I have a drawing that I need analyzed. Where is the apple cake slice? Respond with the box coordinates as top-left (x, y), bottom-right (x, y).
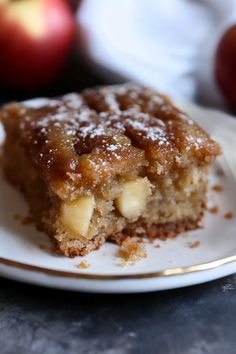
top-left (0, 85), bottom-right (221, 257)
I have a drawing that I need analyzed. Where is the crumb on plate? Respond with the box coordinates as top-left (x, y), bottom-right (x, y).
top-left (38, 244), bottom-right (48, 250)
top-left (208, 206), bottom-right (219, 214)
top-left (216, 169), bottom-right (224, 177)
top-left (212, 184), bottom-right (224, 192)
top-left (117, 259), bottom-right (127, 268)
top-left (118, 237), bottom-right (147, 264)
top-left (13, 213), bottom-right (34, 225)
top-left (13, 213), bottom-right (21, 220)
top-left (224, 211), bottom-right (233, 220)
top-left (188, 240), bottom-right (201, 249)
top-left (21, 216), bottom-right (34, 225)
top-left (39, 243), bottom-right (58, 255)
top-left (76, 260), bottom-right (90, 269)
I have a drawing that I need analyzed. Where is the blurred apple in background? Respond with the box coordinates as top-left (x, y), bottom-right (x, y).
top-left (215, 25), bottom-right (236, 109)
top-left (0, 0), bottom-right (76, 90)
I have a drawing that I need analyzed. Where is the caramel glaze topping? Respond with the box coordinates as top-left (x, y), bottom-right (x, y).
top-left (1, 85), bottom-right (221, 194)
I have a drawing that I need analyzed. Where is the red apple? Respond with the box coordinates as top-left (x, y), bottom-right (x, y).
top-left (0, 0), bottom-right (76, 90)
top-left (215, 25), bottom-right (236, 108)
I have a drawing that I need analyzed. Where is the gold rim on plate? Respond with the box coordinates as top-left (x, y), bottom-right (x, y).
top-left (0, 254), bottom-right (236, 280)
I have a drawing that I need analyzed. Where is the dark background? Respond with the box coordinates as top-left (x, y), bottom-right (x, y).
top-left (0, 52), bottom-right (236, 354)
top-left (0, 50), bottom-right (100, 104)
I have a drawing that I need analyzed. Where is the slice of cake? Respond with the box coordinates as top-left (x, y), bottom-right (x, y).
top-left (0, 85), bottom-right (221, 257)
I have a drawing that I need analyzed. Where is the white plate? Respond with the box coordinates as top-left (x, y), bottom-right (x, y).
top-left (0, 101), bottom-right (236, 293)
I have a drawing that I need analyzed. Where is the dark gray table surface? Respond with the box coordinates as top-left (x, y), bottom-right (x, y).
top-left (1, 275), bottom-right (236, 354)
top-left (0, 54), bottom-right (235, 354)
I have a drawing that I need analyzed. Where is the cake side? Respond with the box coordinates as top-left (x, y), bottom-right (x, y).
top-left (0, 85), bottom-right (221, 257)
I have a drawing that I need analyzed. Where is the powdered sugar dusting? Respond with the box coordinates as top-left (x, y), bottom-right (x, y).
top-left (22, 98), bottom-right (60, 109)
top-left (63, 93), bottom-right (83, 109)
top-left (78, 124), bottom-right (106, 139)
top-left (104, 91), bottom-right (120, 112)
top-left (126, 118), bottom-right (170, 145)
top-left (9, 84), bottom-right (219, 180)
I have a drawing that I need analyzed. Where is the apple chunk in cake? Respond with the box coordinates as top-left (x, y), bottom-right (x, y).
top-left (0, 85), bottom-right (221, 257)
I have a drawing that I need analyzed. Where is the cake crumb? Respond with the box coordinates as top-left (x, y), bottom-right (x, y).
top-left (224, 211), bottom-right (233, 220)
top-left (21, 216), bottom-right (34, 225)
top-left (188, 240), bottom-right (200, 249)
top-left (13, 213), bottom-right (21, 220)
top-left (39, 243), bottom-right (57, 255)
top-left (208, 206), bottom-right (219, 214)
top-left (76, 260), bottom-right (90, 269)
top-left (117, 259), bottom-right (127, 267)
top-left (39, 244), bottom-right (48, 250)
top-left (118, 237), bottom-right (147, 264)
top-left (216, 169), bottom-right (224, 177)
top-left (13, 213), bottom-right (34, 225)
top-left (212, 184), bottom-right (224, 192)
top-left (155, 244), bottom-right (160, 249)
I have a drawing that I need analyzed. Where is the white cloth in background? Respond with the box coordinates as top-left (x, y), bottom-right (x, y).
top-left (77, 0), bottom-right (236, 106)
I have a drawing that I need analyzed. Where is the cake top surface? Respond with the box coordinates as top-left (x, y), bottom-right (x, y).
top-left (1, 84), bottom-right (221, 189)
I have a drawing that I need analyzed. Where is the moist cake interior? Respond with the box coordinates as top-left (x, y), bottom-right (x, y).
top-left (0, 85), bottom-right (221, 257)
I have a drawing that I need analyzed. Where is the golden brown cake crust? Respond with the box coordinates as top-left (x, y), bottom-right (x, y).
top-left (49, 217), bottom-right (204, 258)
top-left (110, 215), bottom-right (203, 245)
top-left (1, 84), bottom-right (221, 195)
